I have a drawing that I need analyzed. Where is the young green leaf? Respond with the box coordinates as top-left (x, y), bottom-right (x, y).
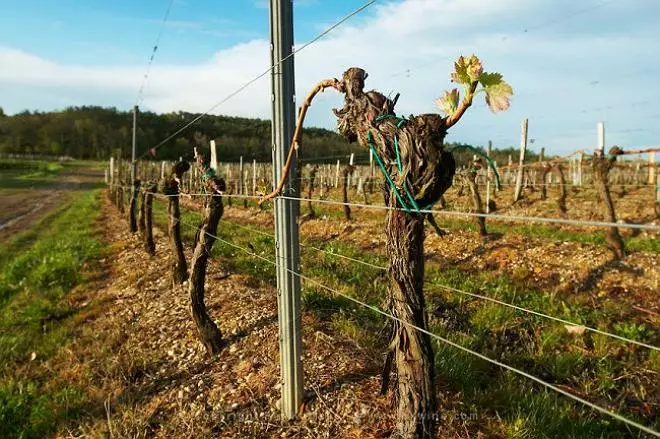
top-left (435, 88), bottom-right (460, 116)
top-left (451, 56), bottom-right (472, 85)
top-left (478, 72), bottom-right (504, 88)
top-left (452, 55), bottom-right (483, 85)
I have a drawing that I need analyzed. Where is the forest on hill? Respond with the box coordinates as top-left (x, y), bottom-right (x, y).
top-left (0, 106), bottom-right (536, 166)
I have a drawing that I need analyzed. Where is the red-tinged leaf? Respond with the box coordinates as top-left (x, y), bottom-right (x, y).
top-left (467, 55), bottom-right (483, 82)
top-left (484, 80), bottom-right (513, 113)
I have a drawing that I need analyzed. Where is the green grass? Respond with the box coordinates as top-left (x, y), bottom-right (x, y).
top-left (0, 158), bottom-right (64, 172)
top-left (0, 159), bottom-right (65, 189)
top-left (0, 199), bottom-right (73, 268)
top-left (0, 190), bottom-right (103, 439)
top-left (169, 202), bottom-right (657, 437)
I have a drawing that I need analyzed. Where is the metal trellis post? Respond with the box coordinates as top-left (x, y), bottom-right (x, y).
top-left (269, 0), bottom-right (303, 420)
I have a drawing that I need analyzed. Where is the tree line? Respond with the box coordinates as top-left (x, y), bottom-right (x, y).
top-left (0, 106), bottom-right (532, 166)
top-left (0, 106), bottom-right (363, 163)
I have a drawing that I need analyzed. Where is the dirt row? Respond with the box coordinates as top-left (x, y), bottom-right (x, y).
top-left (0, 167), bottom-right (103, 243)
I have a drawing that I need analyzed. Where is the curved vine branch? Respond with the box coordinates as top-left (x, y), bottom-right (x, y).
top-left (259, 78), bottom-right (343, 204)
top-left (445, 80), bottom-right (478, 129)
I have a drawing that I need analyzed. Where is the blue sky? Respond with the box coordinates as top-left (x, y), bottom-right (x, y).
top-left (1, 0), bottom-right (659, 155)
top-left (0, 0), bottom-right (333, 64)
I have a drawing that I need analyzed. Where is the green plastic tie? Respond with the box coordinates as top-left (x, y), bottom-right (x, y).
top-left (368, 131), bottom-right (412, 213)
top-left (394, 135), bottom-right (403, 173)
top-left (368, 117), bottom-right (425, 214)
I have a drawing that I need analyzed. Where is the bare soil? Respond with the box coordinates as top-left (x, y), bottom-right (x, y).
top-left (50, 195), bottom-right (491, 438)
top-left (0, 168), bottom-right (103, 242)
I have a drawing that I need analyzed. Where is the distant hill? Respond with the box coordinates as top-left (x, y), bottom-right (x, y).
top-left (0, 106), bottom-right (531, 166)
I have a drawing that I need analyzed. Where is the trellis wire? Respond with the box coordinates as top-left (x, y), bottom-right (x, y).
top-left (280, 195), bottom-right (660, 231)
top-left (188, 205), bottom-right (659, 352)
top-left (159, 209), bottom-right (660, 438)
top-left (137, 0), bottom-right (377, 161)
top-left (135, 0), bottom-right (176, 106)
top-left (113, 184), bottom-right (660, 231)
top-left (109, 183), bottom-right (660, 230)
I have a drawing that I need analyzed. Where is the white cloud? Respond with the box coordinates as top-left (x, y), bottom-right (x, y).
top-left (1, 0), bottom-right (659, 153)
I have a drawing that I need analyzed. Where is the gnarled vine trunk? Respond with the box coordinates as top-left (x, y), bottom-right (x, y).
top-left (129, 179), bottom-right (140, 233)
top-left (342, 165), bottom-right (354, 220)
top-left (554, 164), bottom-right (567, 214)
top-left (386, 208), bottom-right (437, 438)
top-left (332, 67), bottom-right (456, 439)
top-left (307, 165), bottom-right (317, 218)
top-left (263, 62), bottom-right (503, 439)
top-left (138, 184), bottom-right (147, 235)
top-left (159, 163), bottom-right (189, 286)
top-left (425, 213), bottom-right (447, 237)
top-left (168, 198), bottom-right (187, 284)
top-left (464, 168), bottom-right (487, 236)
top-left (117, 182), bottom-right (125, 213)
top-left (540, 164), bottom-right (550, 200)
top-left (592, 150), bottom-right (625, 259)
top-left (144, 182), bottom-right (157, 256)
top-left (189, 186), bottom-right (225, 355)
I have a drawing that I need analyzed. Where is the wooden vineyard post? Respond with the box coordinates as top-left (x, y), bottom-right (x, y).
top-left (369, 147), bottom-right (375, 194)
top-left (159, 162), bottom-right (189, 286)
top-left (348, 153), bottom-right (355, 189)
top-left (117, 158), bottom-right (125, 214)
top-left (110, 157), bottom-right (115, 185)
top-left (226, 164), bottom-right (233, 207)
top-left (239, 156), bottom-right (244, 206)
top-left (334, 159), bottom-right (340, 188)
top-left (655, 153), bottom-right (660, 207)
top-left (319, 166), bottom-right (326, 198)
top-left (578, 152), bottom-right (584, 186)
top-left (513, 118), bottom-right (528, 203)
top-left (593, 122), bottom-right (625, 259)
top-left (650, 152), bottom-right (656, 185)
top-left (241, 158), bottom-right (248, 208)
top-left (144, 182), bottom-right (158, 256)
top-left (109, 157), bottom-right (115, 205)
top-left (189, 152), bottom-right (226, 356)
top-left (252, 159), bottom-right (257, 196)
top-left (570, 156), bottom-right (577, 186)
top-left (210, 140), bottom-right (218, 172)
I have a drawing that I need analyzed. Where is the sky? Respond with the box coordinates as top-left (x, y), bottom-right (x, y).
top-left (0, 0), bottom-right (659, 155)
